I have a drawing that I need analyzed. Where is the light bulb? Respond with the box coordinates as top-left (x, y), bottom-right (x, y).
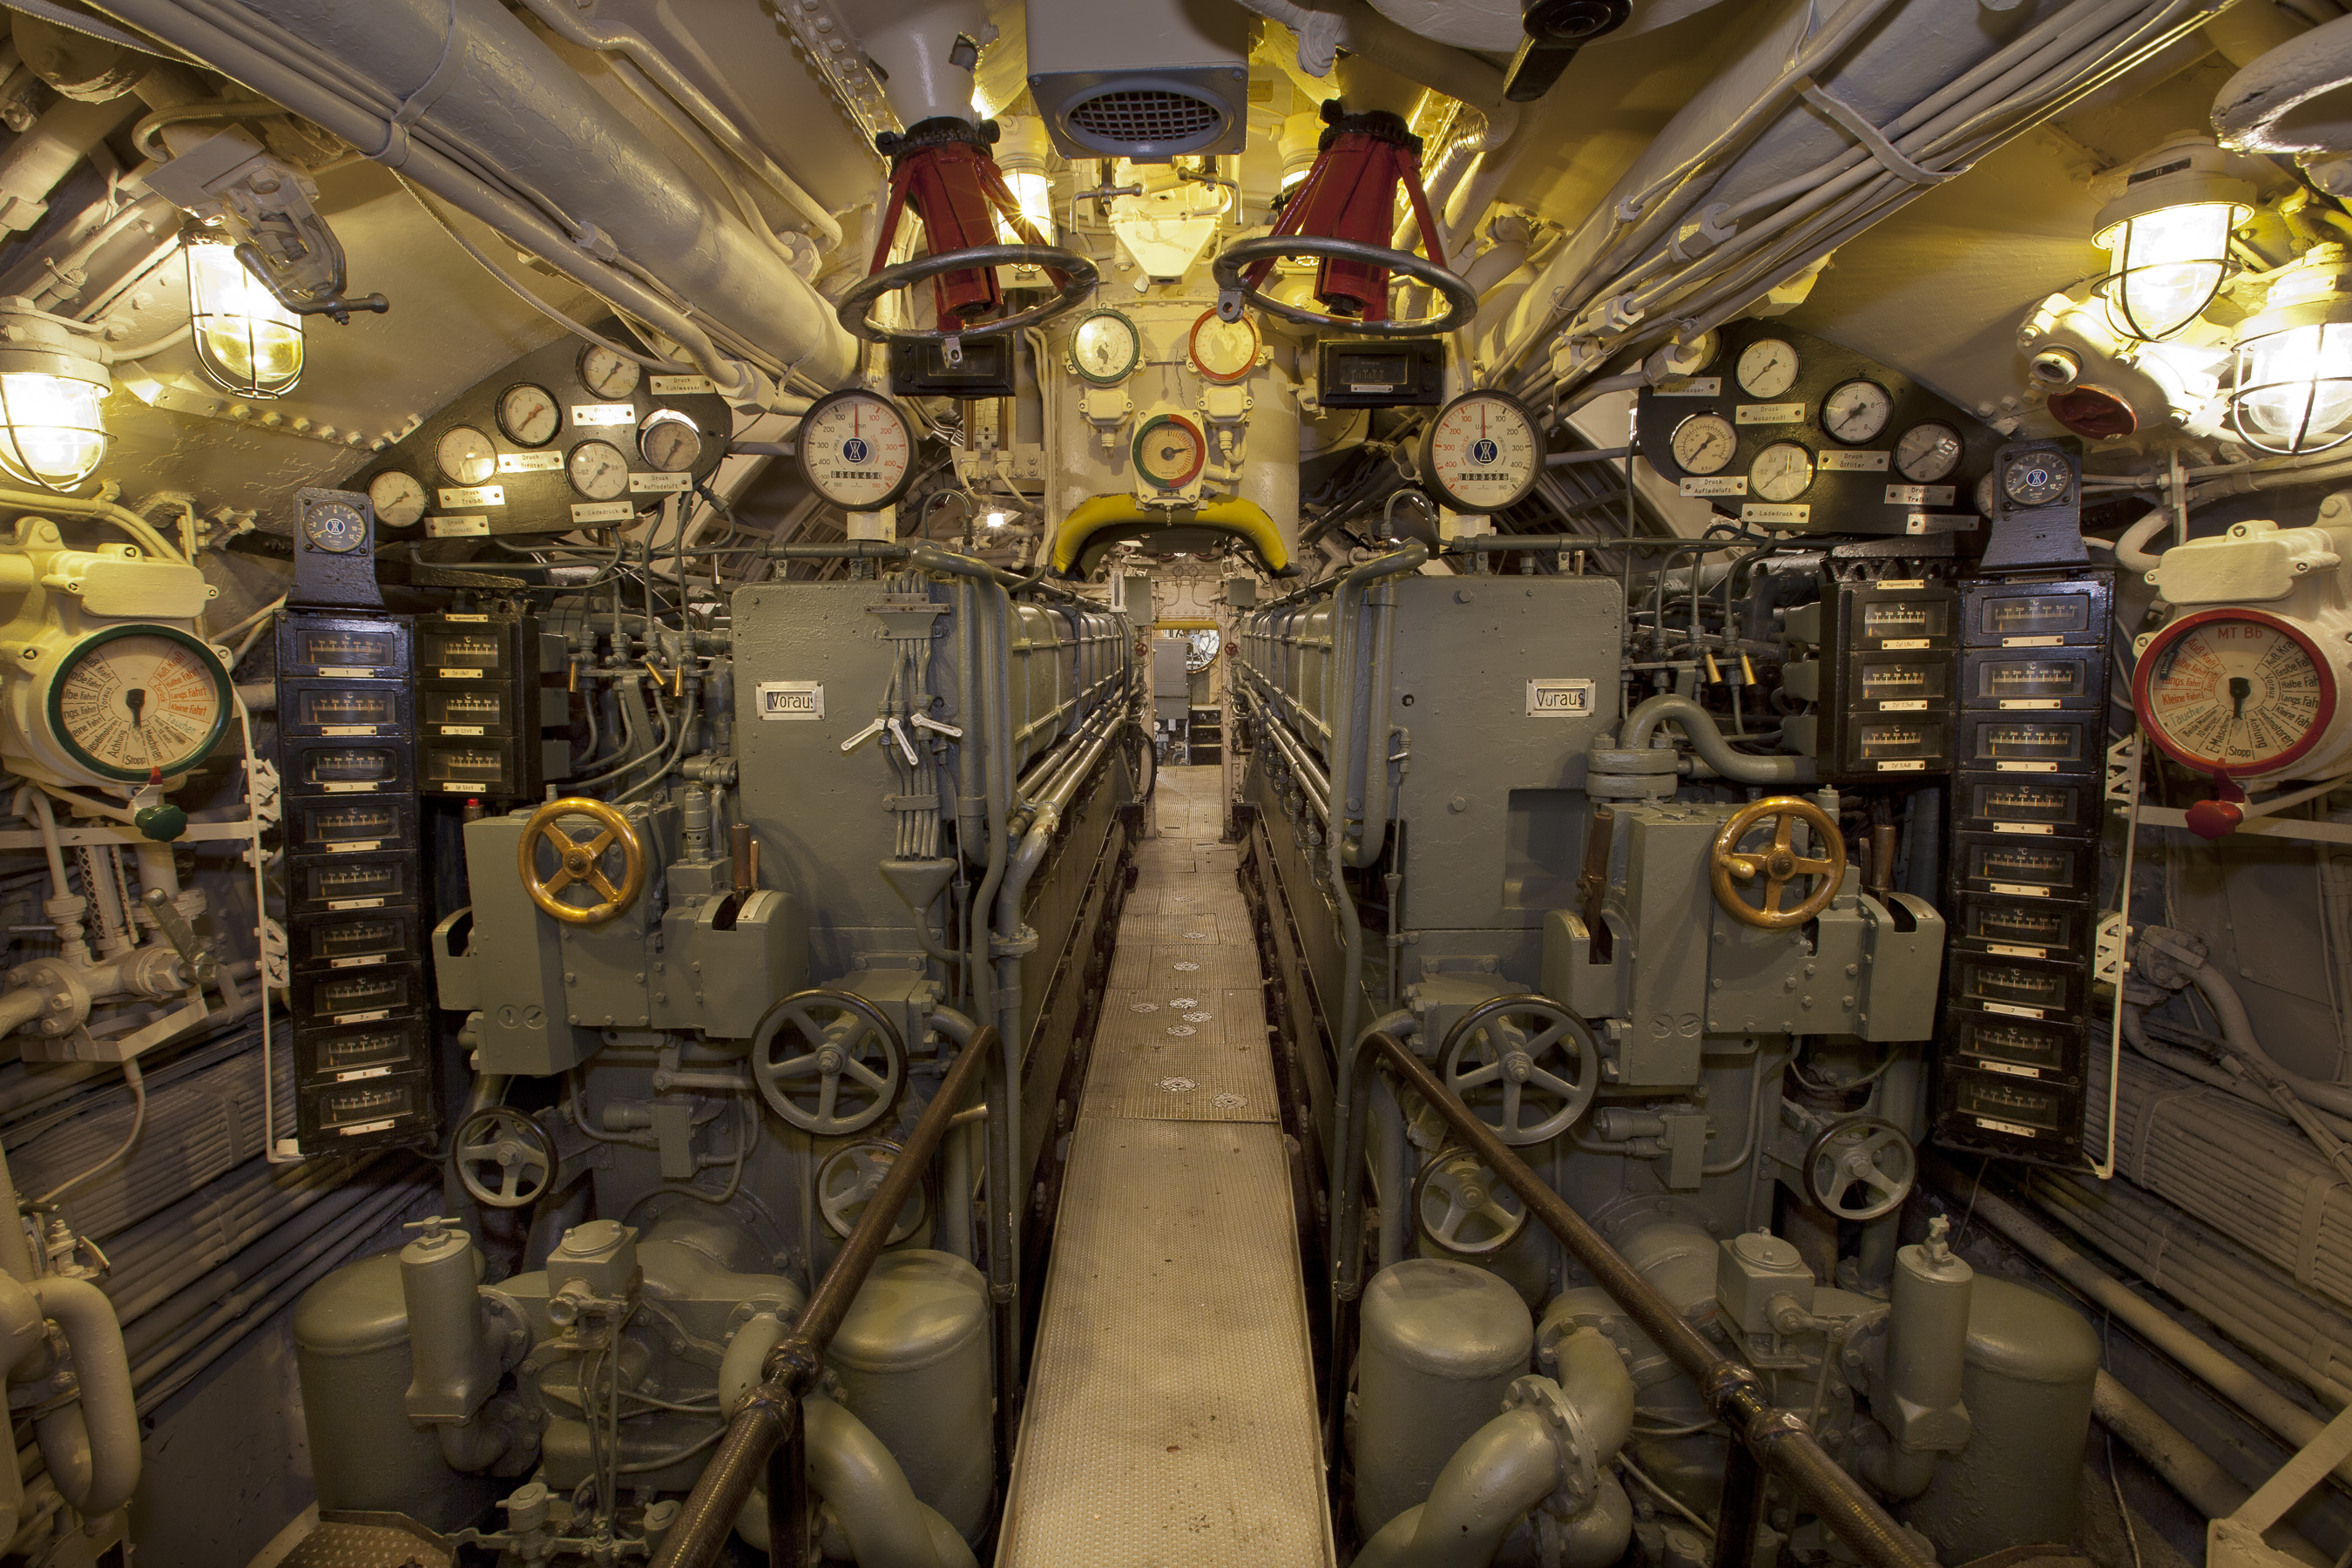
top-left (2099, 202), bottom-right (2239, 341)
top-left (187, 243), bottom-right (302, 397)
top-left (0, 371), bottom-right (106, 490)
top-left (2240, 322), bottom-right (2352, 448)
top-left (991, 171), bottom-right (1056, 246)
top-left (984, 510), bottom-right (1010, 528)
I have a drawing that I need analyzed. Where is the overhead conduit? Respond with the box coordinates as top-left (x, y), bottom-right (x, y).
top-left (88, 0), bottom-right (860, 399)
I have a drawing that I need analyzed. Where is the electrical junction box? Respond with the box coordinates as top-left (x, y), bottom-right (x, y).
top-left (1317, 338), bottom-right (1446, 409)
top-left (1024, 0), bottom-right (1249, 160)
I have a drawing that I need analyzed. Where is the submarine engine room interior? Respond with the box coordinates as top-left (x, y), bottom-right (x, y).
top-left (0, 0), bottom-right (2348, 1565)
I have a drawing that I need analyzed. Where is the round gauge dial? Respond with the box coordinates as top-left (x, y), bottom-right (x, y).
top-left (303, 500), bottom-right (367, 554)
top-left (639, 409), bottom-right (703, 474)
top-left (47, 625), bottom-right (231, 783)
top-left (1669, 412), bottom-right (1736, 476)
top-left (436, 425), bottom-right (496, 486)
top-left (2002, 450), bottom-right (2072, 510)
top-left (1133, 413), bottom-right (1206, 490)
top-left (1748, 442), bottom-right (1814, 502)
top-left (365, 470), bottom-right (426, 529)
top-left (1736, 338), bottom-right (1800, 399)
top-left (797, 389), bottom-right (917, 510)
top-left (1071, 310), bottom-right (1141, 384)
top-left (497, 382), bottom-right (561, 448)
top-left (1184, 627), bottom-right (1221, 672)
top-left (1423, 390), bottom-right (1543, 513)
top-left (1822, 379), bottom-right (1892, 445)
top-left (578, 344), bottom-right (641, 401)
top-left (1189, 308), bottom-right (1259, 384)
top-left (2135, 609), bottom-right (2337, 777)
top-left (1895, 422), bottom-right (1963, 483)
top-left (567, 439), bottom-right (631, 502)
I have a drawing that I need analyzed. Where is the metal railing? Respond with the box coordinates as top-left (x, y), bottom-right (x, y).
top-left (1335, 1028), bottom-right (1936, 1568)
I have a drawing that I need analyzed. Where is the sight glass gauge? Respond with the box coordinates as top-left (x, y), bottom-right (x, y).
top-left (1670, 412), bottom-right (1736, 476)
top-left (497, 383), bottom-right (560, 448)
top-left (2134, 609), bottom-right (2336, 778)
top-left (45, 626), bottom-right (231, 784)
top-left (578, 344), bottom-right (641, 401)
top-left (1895, 422), bottom-right (1963, 483)
top-left (436, 425), bottom-right (496, 486)
top-left (366, 470), bottom-right (427, 529)
top-left (1133, 413), bottom-right (1206, 490)
top-left (1422, 390), bottom-right (1542, 513)
top-left (1748, 442), bottom-right (1814, 502)
top-left (1822, 379), bottom-right (1892, 445)
top-left (639, 409), bottom-right (702, 474)
top-left (567, 439), bottom-right (631, 502)
top-left (1189, 309), bottom-right (1259, 385)
top-left (1736, 338), bottom-right (1800, 399)
top-left (798, 389), bottom-right (917, 511)
top-left (1071, 310), bottom-right (1140, 385)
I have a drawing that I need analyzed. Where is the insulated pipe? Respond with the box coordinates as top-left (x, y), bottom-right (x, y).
top-left (1619, 693), bottom-right (1816, 786)
top-left (26, 1276), bottom-right (137, 1517)
top-left (1352, 1410), bottom-right (1583, 1568)
top-left (2113, 505), bottom-right (2173, 571)
top-left (1923, 1157), bottom-right (2352, 1495)
top-left (2139, 928), bottom-right (2352, 1122)
top-left (2093, 1369), bottom-right (2331, 1568)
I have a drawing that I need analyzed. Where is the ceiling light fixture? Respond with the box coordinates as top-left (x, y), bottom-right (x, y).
top-left (187, 240), bottom-right (303, 397)
top-left (0, 299), bottom-right (111, 490)
top-left (2092, 134), bottom-right (2253, 343)
top-left (2230, 242), bottom-right (2352, 456)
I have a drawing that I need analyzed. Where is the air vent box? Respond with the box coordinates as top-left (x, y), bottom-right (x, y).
top-left (1024, 0), bottom-right (1248, 160)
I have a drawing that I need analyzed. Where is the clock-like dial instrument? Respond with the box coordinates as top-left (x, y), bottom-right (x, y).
top-left (497, 383), bottom-right (561, 447)
top-left (1133, 414), bottom-right (1206, 490)
top-left (566, 439), bottom-right (631, 501)
top-left (1670, 413), bottom-right (1736, 476)
top-left (1188, 309), bottom-right (1259, 384)
top-left (2135, 610), bottom-right (2337, 778)
top-left (1822, 379), bottom-right (1893, 445)
top-left (2003, 451), bottom-right (2071, 509)
top-left (1071, 310), bottom-right (1141, 384)
top-left (639, 409), bottom-right (703, 473)
top-left (436, 425), bottom-right (496, 486)
top-left (1422, 390), bottom-right (1543, 512)
top-left (1736, 338), bottom-right (1800, 399)
top-left (47, 626), bottom-right (231, 783)
top-left (1895, 422), bottom-right (1963, 483)
top-left (1748, 442), bottom-right (1815, 502)
top-left (578, 345), bottom-right (641, 401)
top-left (797, 389), bottom-right (917, 510)
top-left (367, 470), bottom-right (427, 529)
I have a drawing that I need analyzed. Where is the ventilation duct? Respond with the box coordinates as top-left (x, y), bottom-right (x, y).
top-left (1024, 0), bottom-right (1249, 159)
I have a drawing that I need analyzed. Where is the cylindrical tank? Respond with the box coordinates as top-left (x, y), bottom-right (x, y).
top-left (829, 1249), bottom-right (993, 1542)
top-left (293, 1252), bottom-right (496, 1531)
top-left (1353, 1258), bottom-right (1534, 1538)
top-left (1906, 1275), bottom-right (2101, 1558)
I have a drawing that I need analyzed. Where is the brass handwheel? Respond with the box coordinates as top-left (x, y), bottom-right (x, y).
top-left (1709, 795), bottom-right (1844, 930)
top-left (517, 797), bottom-right (646, 926)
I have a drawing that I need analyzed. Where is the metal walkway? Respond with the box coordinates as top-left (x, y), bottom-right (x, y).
top-left (997, 767), bottom-right (1333, 1567)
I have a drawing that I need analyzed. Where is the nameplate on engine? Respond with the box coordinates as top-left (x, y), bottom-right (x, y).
top-left (1526, 678), bottom-right (1595, 718)
top-left (758, 680), bottom-right (825, 720)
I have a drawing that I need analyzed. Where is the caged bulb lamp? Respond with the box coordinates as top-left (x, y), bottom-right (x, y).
top-left (0, 298), bottom-right (110, 490)
top-left (2092, 134), bottom-right (2252, 343)
top-left (992, 116), bottom-right (1057, 247)
top-left (2230, 243), bottom-right (2352, 455)
top-left (187, 240), bottom-right (302, 397)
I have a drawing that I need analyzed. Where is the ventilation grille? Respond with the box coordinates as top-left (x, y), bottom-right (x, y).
top-left (1066, 88), bottom-right (1224, 151)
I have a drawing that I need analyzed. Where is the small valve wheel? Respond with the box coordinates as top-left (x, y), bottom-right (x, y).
top-left (751, 988), bottom-right (907, 1138)
top-left (1438, 995), bottom-right (1602, 1146)
top-left (1709, 796), bottom-right (1845, 930)
top-left (453, 1106), bottom-right (558, 1210)
top-left (517, 797), bottom-right (646, 926)
top-left (1412, 1147), bottom-right (1528, 1255)
top-left (816, 1139), bottom-right (935, 1244)
top-left (1803, 1116), bottom-right (1916, 1221)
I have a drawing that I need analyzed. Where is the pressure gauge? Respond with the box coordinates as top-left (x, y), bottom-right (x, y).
top-left (45, 626), bottom-right (231, 783)
top-left (567, 439), bottom-right (631, 501)
top-left (1185, 627), bottom-right (1221, 672)
top-left (497, 382), bottom-right (561, 447)
top-left (1821, 379), bottom-right (1892, 445)
top-left (1422, 390), bottom-right (1543, 513)
top-left (2002, 451), bottom-right (2071, 509)
top-left (366, 470), bottom-right (427, 529)
top-left (578, 344), bottom-right (641, 401)
top-left (1189, 309), bottom-right (1259, 384)
top-left (1895, 422), bottom-right (1962, 483)
top-left (301, 498), bottom-right (368, 553)
top-left (797, 389), bottom-right (917, 510)
top-left (1071, 309), bottom-right (1141, 384)
top-left (639, 409), bottom-right (703, 473)
top-left (1748, 442), bottom-right (1814, 502)
top-left (1133, 413), bottom-right (1206, 490)
top-left (1736, 338), bottom-right (1800, 399)
top-left (1669, 412), bottom-right (1736, 476)
top-left (436, 425), bottom-right (496, 486)
top-left (2134, 609), bottom-right (2337, 778)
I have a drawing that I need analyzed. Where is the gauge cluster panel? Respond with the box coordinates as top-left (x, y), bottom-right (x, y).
top-left (415, 611), bottom-right (570, 803)
top-left (349, 334), bottom-right (730, 537)
top-left (1635, 322), bottom-right (1997, 536)
top-left (1779, 540), bottom-right (1963, 781)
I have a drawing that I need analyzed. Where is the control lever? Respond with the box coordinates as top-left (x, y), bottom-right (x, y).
top-left (731, 822), bottom-right (758, 896)
top-left (140, 887), bottom-right (217, 985)
top-left (1865, 823), bottom-right (1897, 901)
top-left (886, 718), bottom-right (921, 767)
top-left (1576, 806), bottom-right (1614, 963)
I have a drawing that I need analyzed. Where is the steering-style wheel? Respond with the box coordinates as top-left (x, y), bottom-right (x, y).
top-left (750, 988), bottom-right (907, 1138)
top-left (453, 1106), bottom-right (558, 1210)
top-left (1437, 994), bottom-right (1602, 1146)
top-left (835, 243), bottom-right (1099, 348)
top-left (1709, 796), bottom-right (1844, 930)
top-left (1209, 234), bottom-right (1477, 335)
top-left (517, 797), bottom-right (646, 926)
